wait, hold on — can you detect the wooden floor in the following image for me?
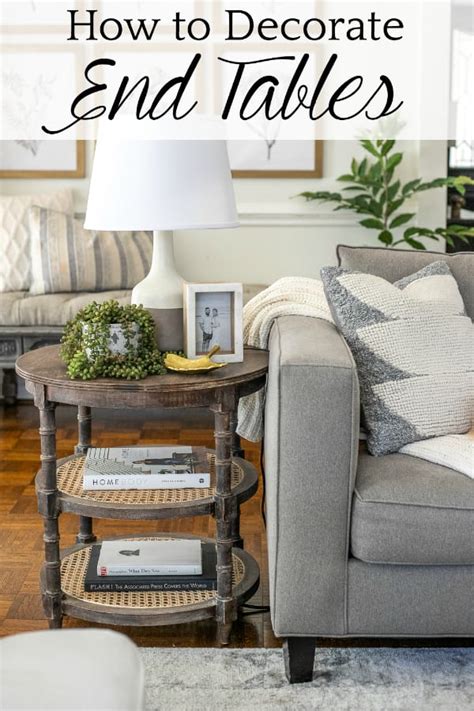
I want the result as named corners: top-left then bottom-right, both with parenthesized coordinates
top-left (0, 402), bottom-right (277, 648)
top-left (1, 403), bottom-right (471, 651)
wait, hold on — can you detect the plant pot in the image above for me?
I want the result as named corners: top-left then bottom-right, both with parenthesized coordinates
top-left (82, 322), bottom-right (140, 358)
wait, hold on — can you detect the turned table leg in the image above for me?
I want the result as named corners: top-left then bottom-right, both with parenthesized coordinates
top-left (229, 406), bottom-right (244, 549)
top-left (74, 406), bottom-right (96, 544)
top-left (230, 407), bottom-right (245, 459)
top-left (212, 395), bottom-right (239, 645)
top-left (35, 392), bottom-right (62, 629)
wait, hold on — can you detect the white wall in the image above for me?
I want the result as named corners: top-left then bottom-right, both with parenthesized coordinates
top-left (0, 140), bottom-right (448, 286)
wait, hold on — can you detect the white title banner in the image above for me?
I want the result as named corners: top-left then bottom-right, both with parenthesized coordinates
top-left (0, 0), bottom-right (467, 140)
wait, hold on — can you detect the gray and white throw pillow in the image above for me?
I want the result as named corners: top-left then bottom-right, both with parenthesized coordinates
top-left (321, 262), bottom-right (473, 456)
top-left (29, 207), bottom-right (153, 294)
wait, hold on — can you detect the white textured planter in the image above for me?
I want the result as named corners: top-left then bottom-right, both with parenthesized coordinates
top-left (83, 323), bottom-right (140, 358)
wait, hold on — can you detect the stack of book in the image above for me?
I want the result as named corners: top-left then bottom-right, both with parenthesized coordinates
top-left (83, 445), bottom-right (210, 491)
top-left (85, 539), bottom-right (217, 592)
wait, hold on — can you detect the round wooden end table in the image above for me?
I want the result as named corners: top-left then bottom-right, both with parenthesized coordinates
top-left (16, 345), bottom-right (268, 644)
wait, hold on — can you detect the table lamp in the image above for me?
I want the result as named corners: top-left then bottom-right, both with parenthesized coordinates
top-left (84, 140), bottom-right (239, 351)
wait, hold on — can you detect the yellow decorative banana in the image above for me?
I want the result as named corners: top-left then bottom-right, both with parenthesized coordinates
top-left (165, 345), bottom-right (226, 373)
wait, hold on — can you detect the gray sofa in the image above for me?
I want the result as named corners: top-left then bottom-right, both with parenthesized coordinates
top-left (264, 246), bottom-right (474, 683)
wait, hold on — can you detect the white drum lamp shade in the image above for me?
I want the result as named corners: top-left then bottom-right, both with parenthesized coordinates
top-left (85, 140), bottom-right (239, 351)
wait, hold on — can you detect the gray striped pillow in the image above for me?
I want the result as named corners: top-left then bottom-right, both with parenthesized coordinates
top-left (29, 207), bottom-right (152, 294)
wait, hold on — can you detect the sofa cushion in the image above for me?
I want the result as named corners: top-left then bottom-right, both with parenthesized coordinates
top-left (337, 244), bottom-right (474, 320)
top-left (0, 291), bottom-right (132, 327)
top-left (0, 285), bottom-right (265, 327)
top-left (351, 450), bottom-right (474, 565)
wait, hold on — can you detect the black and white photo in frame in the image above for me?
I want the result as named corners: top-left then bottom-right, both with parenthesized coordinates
top-left (184, 283), bottom-right (244, 363)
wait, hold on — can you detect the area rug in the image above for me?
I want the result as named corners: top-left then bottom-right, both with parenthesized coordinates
top-left (140, 647), bottom-right (474, 710)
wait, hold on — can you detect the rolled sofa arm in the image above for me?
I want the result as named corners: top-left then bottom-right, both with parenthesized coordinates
top-left (264, 316), bottom-right (360, 637)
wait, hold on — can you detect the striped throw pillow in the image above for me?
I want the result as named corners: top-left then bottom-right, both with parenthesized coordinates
top-left (29, 207), bottom-right (152, 294)
top-left (321, 261), bottom-right (473, 456)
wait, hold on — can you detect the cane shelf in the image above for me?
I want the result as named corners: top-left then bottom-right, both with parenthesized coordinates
top-left (50, 451), bottom-right (258, 520)
top-left (58, 535), bottom-right (259, 627)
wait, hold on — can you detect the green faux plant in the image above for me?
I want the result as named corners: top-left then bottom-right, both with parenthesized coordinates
top-left (61, 300), bottom-right (173, 380)
top-left (299, 139), bottom-right (474, 250)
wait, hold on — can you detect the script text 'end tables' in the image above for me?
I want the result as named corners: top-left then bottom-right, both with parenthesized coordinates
top-left (16, 345), bottom-right (268, 645)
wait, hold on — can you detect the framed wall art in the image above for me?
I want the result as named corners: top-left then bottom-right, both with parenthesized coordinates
top-left (0, 140), bottom-right (85, 179)
top-left (215, 43), bottom-right (323, 178)
top-left (228, 139), bottom-right (323, 178)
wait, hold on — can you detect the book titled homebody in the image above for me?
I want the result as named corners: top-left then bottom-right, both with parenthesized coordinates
top-left (85, 542), bottom-right (217, 592)
top-left (97, 539), bottom-right (203, 577)
top-left (83, 445), bottom-right (210, 490)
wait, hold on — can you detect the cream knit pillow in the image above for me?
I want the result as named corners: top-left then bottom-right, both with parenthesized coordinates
top-left (321, 262), bottom-right (473, 456)
top-left (0, 189), bottom-right (74, 291)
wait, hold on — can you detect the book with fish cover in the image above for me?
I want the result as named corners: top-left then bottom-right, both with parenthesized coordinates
top-left (96, 538), bottom-right (202, 576)
top-left (85, 542), bottom-right (217, 592)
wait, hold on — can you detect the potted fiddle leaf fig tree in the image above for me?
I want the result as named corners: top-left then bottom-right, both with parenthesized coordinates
top-left (299, 139), bottom-right (474, 250)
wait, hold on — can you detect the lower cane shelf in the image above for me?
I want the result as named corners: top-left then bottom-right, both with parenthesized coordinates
top-left (54, 535), bottom-right (260, 627)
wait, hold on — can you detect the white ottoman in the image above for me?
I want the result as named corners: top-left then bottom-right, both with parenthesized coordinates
top-left (0, 629), bottom-right (144, 710)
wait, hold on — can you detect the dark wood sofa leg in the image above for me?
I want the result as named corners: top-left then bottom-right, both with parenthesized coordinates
top-left (283, 637), bottom-right (316, 684)
top-left (2, 368), bottom-right (18, 405)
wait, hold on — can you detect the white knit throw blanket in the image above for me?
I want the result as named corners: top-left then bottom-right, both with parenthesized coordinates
top-left (236, 277), bottom-right (474, 480)
top-left (237, 277), bottom-right (333, 442)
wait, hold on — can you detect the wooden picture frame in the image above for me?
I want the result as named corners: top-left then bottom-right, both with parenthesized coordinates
top-left (0, 141), bottom-right (86, 179)
top-left (230, 140), bottom-right (324, 179)
top-left (184, 283), bottom-right (244, 363)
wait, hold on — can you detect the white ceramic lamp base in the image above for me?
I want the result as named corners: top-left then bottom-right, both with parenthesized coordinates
top-left (131, 230), bottom-right (184, 352)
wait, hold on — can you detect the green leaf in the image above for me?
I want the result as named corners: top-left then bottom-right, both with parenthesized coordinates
top-left (381, 140), bottom-right (396, 156)
top-left (406, 237), bottom-right (427, 250)
top-left (369, 200), bottom-right (384, 218)
top-left (390, 213), bottom-right (416, 229)
top-left (454, 176), bottom-right (474, 187)
top-left (404, 226), bottom-right (421, 238)
top-left (351, 158), bottom-right (358, 175)
top-left (369, 162), bottom-right (383, 181)
top-left (358, 158), bottom-right (368, 176)
top-left (386, 198), bottom-right (405, 217)
top-left (360, 218), bottom-right (385, 230)
top-left (297, 191), bottom-right (342, 203)
top-left (415, 178), bottom-right (449, 193)
top-left (337, 174), bottom-right (356, 182)
top-left (403, 226), bottom-right (439, 240)
top-left (449, 225), bottom-right (474, 238)
top-left (342, 186), bottom-right (371, 193)
top-left (402, 178), bottom-right (422, 195)
top-left (386, 153), bottom-right (403, 171)
top-left (379, 230), bottom-right (393, 246)
top-left (360, 140), bottom-right (380, 158)
top-left (387, 180), bottom-right (401, 202)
